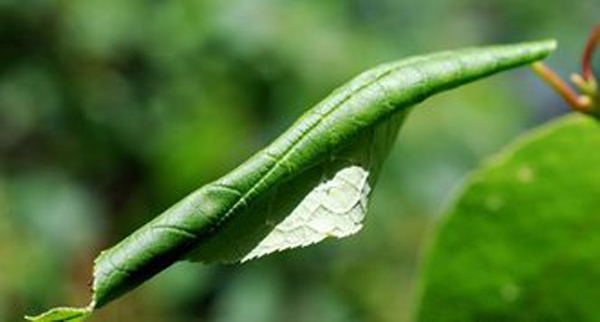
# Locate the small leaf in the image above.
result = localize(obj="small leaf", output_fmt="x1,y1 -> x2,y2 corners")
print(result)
417,114 -> 600,321
25,307 -> 91,322
29,39 -> 556,319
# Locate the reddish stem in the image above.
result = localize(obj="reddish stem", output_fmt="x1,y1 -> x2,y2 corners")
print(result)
582,25 -> 600,80
531,62 -> 588,112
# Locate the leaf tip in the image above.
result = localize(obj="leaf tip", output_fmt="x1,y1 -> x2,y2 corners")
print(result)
542,38 -> 558,51
525,38 -> 558,59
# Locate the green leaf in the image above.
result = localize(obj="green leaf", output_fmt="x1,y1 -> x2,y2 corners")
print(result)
25,307 -> 91,322
417,114 -> 600,321
29,40 -> 556,320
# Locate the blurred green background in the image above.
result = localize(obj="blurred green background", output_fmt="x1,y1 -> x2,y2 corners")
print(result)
0,0 -> 596,321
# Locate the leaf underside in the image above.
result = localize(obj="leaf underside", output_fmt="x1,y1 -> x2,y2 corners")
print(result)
417,115 -> 600,321
28,39 -> 556,320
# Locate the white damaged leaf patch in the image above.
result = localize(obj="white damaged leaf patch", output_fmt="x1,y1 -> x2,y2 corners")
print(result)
243,165 -> 370,261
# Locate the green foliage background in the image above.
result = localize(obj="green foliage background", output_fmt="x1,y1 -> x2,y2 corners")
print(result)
0,0 -> 596,321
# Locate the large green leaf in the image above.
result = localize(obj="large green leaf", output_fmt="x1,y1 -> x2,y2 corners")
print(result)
28,40 -> 555,321
417,114 -> 600,321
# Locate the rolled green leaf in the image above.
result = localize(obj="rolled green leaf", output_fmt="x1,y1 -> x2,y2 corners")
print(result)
27,39 -> 556,321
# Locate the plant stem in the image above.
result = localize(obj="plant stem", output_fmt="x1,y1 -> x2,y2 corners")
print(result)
530,62 -> 591,113
582,25 -> 600,81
